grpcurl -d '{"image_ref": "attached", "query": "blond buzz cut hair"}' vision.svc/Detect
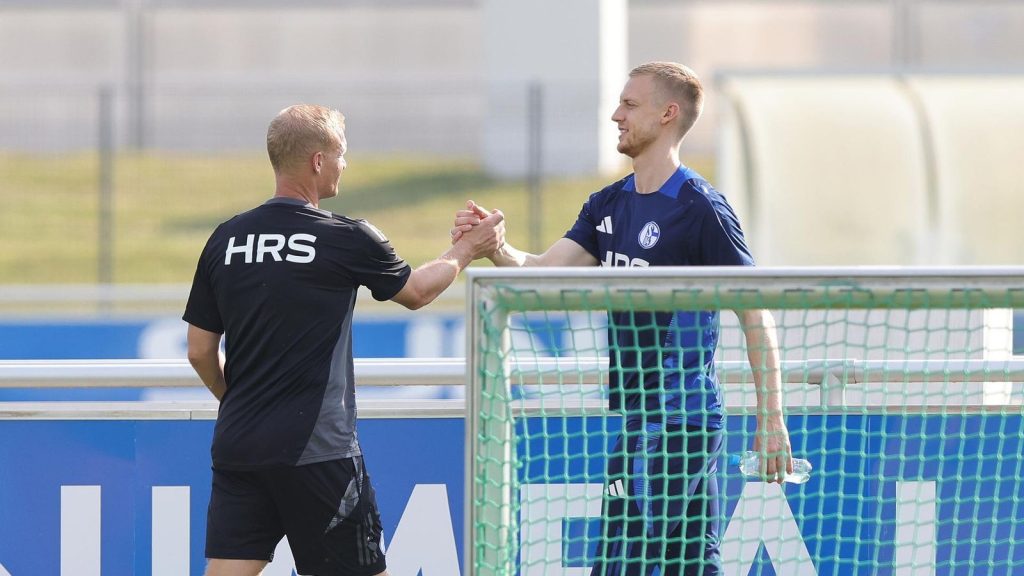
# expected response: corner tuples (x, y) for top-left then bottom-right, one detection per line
(266, 104), (346, 172)
(629, 62), (704, 139)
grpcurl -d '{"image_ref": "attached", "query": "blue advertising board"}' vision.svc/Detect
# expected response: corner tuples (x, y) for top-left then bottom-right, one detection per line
(0, 316), (464, 360)
(0, 412), (1021, 575)
(1, 312), (1020, 362)
(0, 313), (589, 401)
(0, 314), (469, 401)
(0, 313), (601, 363)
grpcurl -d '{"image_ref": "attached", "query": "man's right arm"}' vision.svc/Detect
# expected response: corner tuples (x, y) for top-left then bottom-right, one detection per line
(390, 243), (475, 310)
(453, 201), (597, 268)
(391, 210), (505, 310)
(488, 237), (598, 267)
(186, 324), (227, 401)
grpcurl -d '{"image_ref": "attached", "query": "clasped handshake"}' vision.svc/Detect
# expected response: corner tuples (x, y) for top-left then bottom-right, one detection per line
(447, 200), (506, 261)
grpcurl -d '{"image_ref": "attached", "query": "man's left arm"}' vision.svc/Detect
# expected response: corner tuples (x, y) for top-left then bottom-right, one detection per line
(187, 324), (227, 401)
(736, 308), (793, 482)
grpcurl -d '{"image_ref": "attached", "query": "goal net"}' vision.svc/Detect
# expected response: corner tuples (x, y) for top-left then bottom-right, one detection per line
(465, 267), (1024, 576)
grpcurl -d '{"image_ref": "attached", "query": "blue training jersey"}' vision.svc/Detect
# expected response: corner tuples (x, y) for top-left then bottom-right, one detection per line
(564, 165), (754, 429)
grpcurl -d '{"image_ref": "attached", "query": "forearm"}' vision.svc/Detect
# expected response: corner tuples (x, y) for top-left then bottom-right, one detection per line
(487, 238), (597, 268)
(738, 309), (792, 480)
(488, 242), (539, 267)
(394, 243), (475, 310)
(740, 309), (783, 421)
(190, 350), (227, 401)
(412, 246), (473, 303)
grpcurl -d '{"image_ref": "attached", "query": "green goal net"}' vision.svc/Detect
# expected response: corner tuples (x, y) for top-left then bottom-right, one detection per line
(465, 267), (1024, 576)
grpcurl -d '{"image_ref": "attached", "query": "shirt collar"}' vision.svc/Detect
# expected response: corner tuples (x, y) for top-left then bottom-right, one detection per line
(622, 165), (688, 199)
(265, 197), (316, 209)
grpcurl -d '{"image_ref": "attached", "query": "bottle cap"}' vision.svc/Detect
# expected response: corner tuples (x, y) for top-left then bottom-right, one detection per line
(727, 454), (740, 466)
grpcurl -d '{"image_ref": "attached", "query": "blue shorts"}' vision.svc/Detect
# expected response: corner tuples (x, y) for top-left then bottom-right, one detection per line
(590, 420), (724, 576)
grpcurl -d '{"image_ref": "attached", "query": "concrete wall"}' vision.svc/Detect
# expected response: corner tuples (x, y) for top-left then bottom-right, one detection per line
(1, 1), (1023, 161)
(481, 0), (627, 177)
(0, 6), (482, 154)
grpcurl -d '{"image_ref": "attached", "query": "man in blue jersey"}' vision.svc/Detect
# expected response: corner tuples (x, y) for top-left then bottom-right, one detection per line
(452, 62), (793, 575)
(185, 104), (503, 576)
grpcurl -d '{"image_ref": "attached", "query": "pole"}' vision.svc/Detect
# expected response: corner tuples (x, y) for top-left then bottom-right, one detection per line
(125, 0), (146, 150)
(892, 0), (917, 71)
(98, 85), (115, 290)
(526, 82), (543, 255)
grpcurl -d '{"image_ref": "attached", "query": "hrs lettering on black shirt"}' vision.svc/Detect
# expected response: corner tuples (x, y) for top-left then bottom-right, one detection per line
(184, 198), (411, 469)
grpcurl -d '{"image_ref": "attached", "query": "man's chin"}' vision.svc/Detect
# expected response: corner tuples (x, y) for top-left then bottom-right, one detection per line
(617, 143), (637, 158)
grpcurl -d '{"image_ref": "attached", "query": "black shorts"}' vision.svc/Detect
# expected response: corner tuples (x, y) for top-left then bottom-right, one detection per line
(206, 456), (386, 576)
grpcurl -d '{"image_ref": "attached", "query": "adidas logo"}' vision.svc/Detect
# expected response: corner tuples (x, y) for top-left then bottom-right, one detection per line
(606, 479), (626, 497)
(596, 216), (613, 234)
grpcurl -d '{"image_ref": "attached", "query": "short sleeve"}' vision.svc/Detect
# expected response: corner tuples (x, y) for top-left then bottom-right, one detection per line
(182, 245), (224, 333)
(698, 198), (755, 266)
(563, 194), (601, 260)
(347, 220), (412, 301)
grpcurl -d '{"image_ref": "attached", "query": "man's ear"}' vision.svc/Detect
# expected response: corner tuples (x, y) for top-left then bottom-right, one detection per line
(661, 102), (680, 126)
(312, 151), (323, 174)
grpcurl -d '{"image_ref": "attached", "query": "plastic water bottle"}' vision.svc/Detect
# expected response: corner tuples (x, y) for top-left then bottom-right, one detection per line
(730, 451), (813, 484)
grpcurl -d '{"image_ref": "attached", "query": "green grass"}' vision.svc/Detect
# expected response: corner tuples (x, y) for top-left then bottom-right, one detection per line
(0, 152), (712, 284)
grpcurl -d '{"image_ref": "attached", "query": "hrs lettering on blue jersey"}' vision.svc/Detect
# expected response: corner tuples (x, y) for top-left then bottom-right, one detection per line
(602, 251), (649, 268)
(224, 233), (317, 265)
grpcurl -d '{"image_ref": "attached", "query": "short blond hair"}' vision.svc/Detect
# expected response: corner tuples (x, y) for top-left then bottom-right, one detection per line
(629, 62), (704, 138)
(266, 104), (346, 172)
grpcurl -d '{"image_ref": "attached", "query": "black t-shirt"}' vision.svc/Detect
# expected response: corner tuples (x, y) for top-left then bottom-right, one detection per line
(183, 198), (411, 470)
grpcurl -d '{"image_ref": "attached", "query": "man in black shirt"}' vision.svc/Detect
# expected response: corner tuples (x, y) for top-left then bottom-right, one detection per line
(184, 104), (503, 576)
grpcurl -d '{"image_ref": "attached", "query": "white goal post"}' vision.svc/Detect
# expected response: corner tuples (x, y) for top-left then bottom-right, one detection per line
(464, 266), (1024, 576)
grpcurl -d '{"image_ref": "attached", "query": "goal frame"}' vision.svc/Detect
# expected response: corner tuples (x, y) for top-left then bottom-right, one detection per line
(463, 266), (1024, 576)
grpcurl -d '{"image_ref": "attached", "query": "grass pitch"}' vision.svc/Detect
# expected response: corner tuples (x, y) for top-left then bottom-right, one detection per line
(0, 152), (711, 284)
